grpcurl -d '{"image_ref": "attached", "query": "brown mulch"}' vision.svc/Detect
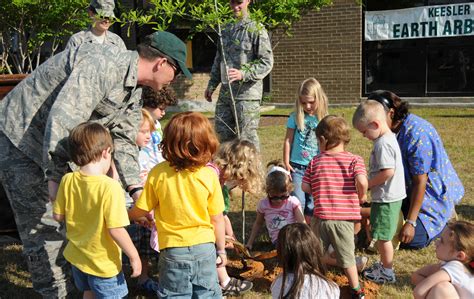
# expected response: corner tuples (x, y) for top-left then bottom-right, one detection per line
(226, 255), (380, 299)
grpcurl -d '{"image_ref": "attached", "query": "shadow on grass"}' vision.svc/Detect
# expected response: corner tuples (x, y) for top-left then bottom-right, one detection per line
(457, 204), (474, 221)
(394, 273), (414, 291)
(434, 114), (474, 118)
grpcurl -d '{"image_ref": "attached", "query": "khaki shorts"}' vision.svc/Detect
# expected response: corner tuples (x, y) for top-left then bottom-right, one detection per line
(312, 218), (355, 269)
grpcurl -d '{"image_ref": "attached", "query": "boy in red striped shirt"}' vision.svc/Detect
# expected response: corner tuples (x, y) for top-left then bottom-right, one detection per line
(302, 115), (368, 299)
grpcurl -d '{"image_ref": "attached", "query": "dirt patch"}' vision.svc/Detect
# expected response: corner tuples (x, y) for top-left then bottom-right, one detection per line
(259, 115), (288, 127)
(226, 255), (380, 298)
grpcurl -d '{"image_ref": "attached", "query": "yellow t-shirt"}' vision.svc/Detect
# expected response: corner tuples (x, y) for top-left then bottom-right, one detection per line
(136, 162), (224, 250)
(53, 171), (129, 277)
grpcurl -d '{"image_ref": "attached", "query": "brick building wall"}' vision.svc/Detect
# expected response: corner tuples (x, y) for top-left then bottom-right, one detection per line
(170, 73), (217, 101)
(271, 0), (362, 104)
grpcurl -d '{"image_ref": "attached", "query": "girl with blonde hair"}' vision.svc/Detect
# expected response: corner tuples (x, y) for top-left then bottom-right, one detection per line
(283, 77), (329, 223)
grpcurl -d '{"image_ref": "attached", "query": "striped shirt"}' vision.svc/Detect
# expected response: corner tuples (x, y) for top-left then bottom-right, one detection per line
(303, 151), (366, 220)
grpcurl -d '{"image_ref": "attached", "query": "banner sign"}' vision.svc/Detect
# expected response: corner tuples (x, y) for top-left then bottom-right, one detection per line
(365, 3), (474, 41)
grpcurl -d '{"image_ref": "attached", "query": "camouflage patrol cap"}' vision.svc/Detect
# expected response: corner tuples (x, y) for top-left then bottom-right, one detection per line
(149, 31), (192, 79)
(90, 0), (116, 18)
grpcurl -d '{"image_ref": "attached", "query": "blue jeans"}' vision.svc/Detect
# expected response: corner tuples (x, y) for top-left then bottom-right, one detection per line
(71, 266), (128, 299)
(290, 162), (314, 216)
(399, 217), (444, 250)
(157, 243), (221, 298)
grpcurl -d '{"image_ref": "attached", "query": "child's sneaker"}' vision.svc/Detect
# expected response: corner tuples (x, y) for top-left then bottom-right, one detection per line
(366, 238), (377, 253)
(221, 277), (253, 296)
(350, 287), (366, 299)
(356, 256), (368, 272)
(363, 262), (396, 284)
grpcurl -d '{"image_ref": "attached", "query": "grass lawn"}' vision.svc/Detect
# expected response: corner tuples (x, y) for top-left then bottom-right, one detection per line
(1, 106), (473, 298)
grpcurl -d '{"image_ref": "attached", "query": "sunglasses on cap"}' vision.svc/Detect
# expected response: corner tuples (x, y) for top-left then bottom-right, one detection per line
(367, 94), (395, 110)
(268, 194), (290, 201)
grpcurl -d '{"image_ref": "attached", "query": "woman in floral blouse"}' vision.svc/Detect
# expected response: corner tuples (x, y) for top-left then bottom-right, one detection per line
(366, 90), (464, 249)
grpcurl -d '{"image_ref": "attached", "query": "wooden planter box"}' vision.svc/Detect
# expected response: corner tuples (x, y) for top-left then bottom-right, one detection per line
(0, 74), (27, 233)
(0, 74), (28, 100)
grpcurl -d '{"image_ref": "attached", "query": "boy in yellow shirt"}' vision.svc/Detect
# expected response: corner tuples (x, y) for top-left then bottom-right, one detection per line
(53, 122), (141, 298)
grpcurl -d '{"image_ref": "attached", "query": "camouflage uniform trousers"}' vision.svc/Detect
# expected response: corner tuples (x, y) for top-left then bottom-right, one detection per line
(0, 132), (74, 298)
(215, 98), (260, 150)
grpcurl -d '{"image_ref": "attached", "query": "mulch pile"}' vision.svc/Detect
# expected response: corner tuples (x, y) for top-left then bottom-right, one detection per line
(226, 253), (380, 299)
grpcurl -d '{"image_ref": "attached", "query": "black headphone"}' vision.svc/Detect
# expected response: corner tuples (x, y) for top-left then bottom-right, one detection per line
(367, 92), (395, 110)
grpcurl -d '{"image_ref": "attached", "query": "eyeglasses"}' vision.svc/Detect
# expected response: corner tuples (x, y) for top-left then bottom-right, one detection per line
(268, 194), (290, 201)
(151, 47), (182, 78)
(367, 94), (394, 110)
(166, 60), (181, 77)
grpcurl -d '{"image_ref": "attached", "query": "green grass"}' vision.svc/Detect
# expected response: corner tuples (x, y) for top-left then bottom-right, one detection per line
(1, 106), (473, 298)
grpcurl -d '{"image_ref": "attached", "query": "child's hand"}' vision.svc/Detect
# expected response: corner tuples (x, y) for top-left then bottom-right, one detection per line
(216, 252), (227, 268)
(284, 164), (294, 179)
(225, 235), (235, 249)
(135, 216), (154, 229)
(129, 256), (142, 278)
(245, 244), (252, 252)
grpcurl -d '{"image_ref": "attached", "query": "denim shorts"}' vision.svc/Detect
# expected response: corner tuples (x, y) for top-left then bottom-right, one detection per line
(157, 243), (221, 298)
(71, 265), (128, 298)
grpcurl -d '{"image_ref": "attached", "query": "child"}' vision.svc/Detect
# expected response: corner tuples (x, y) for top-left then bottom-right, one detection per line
(128, 112), (225, 298)
(302, 115), (368, 299)
(213, 139), (264, 241)
(246, 161), (305, 250)
(125, 109), (159, 293)
(283, 78), (328, 224)
(65, 0), (126, 50)
(353, 100), (406, 284)
(271, 223), (340, 298)
(412, 221), (474, 299)
(212, 139), (264, 296)
(53, 122), (141, 298)
(141, 86), (178, 166)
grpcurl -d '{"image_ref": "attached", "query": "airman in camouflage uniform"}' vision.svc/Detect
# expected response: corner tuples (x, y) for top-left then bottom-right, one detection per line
(205, 0), (273, 150)
(0, 31), (191, 298)
(65, 0), (126, 51)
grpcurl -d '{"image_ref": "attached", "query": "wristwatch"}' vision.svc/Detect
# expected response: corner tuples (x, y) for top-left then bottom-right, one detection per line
(406, 219), (417, 227)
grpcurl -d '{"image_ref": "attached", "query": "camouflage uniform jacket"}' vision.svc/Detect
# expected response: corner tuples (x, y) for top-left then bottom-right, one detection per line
(207, 16), (273, 101)
(0, 43), (142, 187)
(65, 27), (126, 51)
